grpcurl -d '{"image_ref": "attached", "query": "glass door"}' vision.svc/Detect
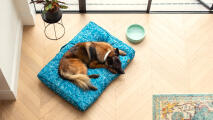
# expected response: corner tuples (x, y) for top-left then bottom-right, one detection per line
(86, 0), (148, 11)
(150, 0), (213, 11)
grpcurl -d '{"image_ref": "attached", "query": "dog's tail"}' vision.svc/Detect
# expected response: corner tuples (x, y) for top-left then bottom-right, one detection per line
(60, 71), (97, 91)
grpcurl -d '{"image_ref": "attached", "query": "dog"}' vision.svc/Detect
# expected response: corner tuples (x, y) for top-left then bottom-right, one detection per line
(58, 42), (126, 91)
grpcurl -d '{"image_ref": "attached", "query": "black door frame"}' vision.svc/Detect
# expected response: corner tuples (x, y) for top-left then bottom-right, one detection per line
(197, 0), (213, 10)
(34, 0), (213, 14)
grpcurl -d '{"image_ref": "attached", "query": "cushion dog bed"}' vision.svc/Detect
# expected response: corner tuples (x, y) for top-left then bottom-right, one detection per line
(37, 21), (135, 111)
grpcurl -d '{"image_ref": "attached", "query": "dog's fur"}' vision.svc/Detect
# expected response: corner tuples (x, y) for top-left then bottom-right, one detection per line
(58, 42), (126, 91)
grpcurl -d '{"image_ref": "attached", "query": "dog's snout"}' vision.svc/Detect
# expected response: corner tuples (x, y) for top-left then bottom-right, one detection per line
(119, 69), (125, 74)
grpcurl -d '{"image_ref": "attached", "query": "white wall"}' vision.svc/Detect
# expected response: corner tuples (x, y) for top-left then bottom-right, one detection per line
(0, 0), (35, 100)
(14, 0), (36, 25)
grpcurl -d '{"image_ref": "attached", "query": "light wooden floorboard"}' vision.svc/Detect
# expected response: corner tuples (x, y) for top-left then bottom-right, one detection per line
(1, 14), (213, 120)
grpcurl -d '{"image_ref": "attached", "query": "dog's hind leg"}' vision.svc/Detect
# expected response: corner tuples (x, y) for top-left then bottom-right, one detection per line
(59, 58), (97, 90)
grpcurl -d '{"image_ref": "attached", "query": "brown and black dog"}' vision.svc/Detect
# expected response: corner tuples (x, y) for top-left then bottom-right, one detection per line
(58, 42), (126, 91)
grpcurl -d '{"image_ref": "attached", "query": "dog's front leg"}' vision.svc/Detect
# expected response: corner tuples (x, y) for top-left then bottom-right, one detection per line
(107, 67), (117, 74)
(89, 61), (107, 69)
(89, 61), (117, 74)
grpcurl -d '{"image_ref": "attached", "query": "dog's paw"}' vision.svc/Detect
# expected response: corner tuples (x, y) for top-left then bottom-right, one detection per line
(111, 71), (118, 74)
(89, 74), (99, 78)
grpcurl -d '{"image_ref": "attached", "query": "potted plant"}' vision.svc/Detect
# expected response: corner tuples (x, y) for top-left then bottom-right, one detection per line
(31, 0), (68, 23)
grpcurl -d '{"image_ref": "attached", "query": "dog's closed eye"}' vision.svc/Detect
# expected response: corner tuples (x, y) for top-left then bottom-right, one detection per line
(107, 57), (113, 65)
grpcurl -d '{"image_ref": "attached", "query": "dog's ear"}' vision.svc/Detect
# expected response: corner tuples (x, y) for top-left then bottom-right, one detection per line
(115, 48), (119, 56)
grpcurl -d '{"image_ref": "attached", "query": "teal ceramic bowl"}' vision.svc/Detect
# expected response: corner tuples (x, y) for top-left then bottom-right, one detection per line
(126, 24), (145, 44)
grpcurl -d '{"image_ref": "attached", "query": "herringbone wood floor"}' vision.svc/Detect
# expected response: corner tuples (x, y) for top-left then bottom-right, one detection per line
(1, 14), (213, 120)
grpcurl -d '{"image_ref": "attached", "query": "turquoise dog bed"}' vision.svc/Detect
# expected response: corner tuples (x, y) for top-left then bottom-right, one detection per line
(37, 22), (135, 111)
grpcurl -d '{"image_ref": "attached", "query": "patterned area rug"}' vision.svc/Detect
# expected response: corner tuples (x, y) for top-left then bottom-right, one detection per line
(153, 94), (213, 120)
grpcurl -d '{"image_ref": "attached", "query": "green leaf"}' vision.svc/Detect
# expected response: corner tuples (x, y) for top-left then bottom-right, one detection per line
(48, 3), (53, 9)
(59, 5), (68, 9)
(45, 6), (49, 11)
